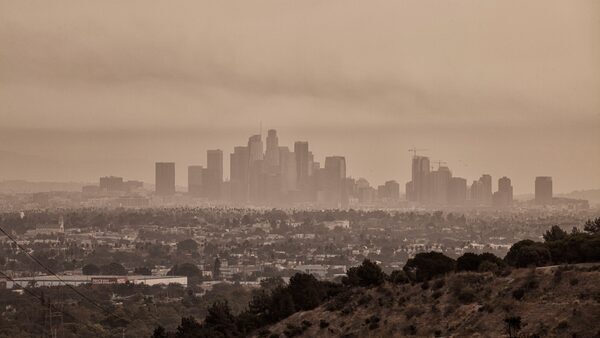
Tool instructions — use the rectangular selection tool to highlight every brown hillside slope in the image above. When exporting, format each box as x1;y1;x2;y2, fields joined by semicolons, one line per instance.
260;266;600;337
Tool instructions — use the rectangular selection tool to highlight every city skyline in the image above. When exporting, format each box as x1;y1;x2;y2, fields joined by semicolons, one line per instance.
0;125;595;196
1;1;599;194
147;128;560;202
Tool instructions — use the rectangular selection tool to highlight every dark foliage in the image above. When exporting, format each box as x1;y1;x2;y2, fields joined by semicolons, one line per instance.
82;263;101;275
404;252;456;281
506;227;600;267
543;225;568;242
387;270;410;284
504;240;551;268
456;252;505;272
342;259;387;287
100;262;127;275
167;263;201;279
583;217;600;234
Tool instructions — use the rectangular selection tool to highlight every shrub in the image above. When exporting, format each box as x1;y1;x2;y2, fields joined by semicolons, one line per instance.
402;324;417;335
504;316;522;338
457;287;476;304
556;320;569;330
283;324;304;337
512;288;525;300
432;278;445;290
388;270;409;284
405;305;425;319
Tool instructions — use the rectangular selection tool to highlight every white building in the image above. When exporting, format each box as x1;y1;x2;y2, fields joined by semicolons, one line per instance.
4;275;187;289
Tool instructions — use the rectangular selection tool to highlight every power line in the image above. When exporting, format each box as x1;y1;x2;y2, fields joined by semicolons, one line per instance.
0;270;99;334
0;225;129;324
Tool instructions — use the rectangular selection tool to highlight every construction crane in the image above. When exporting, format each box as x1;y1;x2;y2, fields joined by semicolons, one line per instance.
408;147;428;157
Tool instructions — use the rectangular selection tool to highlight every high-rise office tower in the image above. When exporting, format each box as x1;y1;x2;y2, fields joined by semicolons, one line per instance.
155;162;175;195
279;147;297;194
248;135;264;163
230;146;249;203
429;166;452;205
323;156;347;207
294;141;310;196
188;166;204;196
448;177;467;205
470;180;482;203
247;135;265;203
408;156;430;203
206;150;223;200
378;180;400;201
493;176;513;207
480;174;493;205
264;129;280;169
535;176;553;204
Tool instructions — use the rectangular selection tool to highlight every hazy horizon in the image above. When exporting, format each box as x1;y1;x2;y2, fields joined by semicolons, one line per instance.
1;0;599;194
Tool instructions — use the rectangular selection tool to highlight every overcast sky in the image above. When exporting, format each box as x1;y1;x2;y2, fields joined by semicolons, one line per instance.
1;0;599;193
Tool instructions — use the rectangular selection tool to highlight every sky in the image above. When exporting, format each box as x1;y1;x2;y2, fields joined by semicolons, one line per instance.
0;0;599;194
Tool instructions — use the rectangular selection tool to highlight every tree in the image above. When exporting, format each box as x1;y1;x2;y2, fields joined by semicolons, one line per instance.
168;263;200;279
288;273;326;311
100;262;127;275
543;225;568;242
456;252;504;272
82;263;101;275
456;253;481;272
203;301;240;337
177;239;199;253
212;257;221;280
504;240;551;268
404;252;456;281
175;316;202;338
584;217;600;234
151;326;167;338
269;287;296;321
342;259;386;287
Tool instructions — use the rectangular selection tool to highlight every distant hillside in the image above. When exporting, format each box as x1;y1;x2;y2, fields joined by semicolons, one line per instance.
261;266;600;337
0;180;90;193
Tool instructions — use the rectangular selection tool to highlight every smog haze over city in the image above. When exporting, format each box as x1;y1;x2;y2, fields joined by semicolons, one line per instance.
1;0;599;194
1;1;600;338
